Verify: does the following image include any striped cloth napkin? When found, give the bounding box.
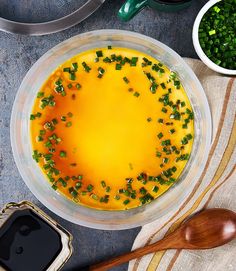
[128,58,236,271]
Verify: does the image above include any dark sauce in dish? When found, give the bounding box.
[0,209,62,271]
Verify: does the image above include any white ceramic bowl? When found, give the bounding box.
[193,0,236,75]
[11,30,212,230]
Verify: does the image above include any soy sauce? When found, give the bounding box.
[0,209,62,271]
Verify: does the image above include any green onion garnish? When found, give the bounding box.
[152,186,159,193]
[82,62,91,73]
[162,108,167,113]
[116,63,122,70]
[161,83,166,89]
[30,114,35,120]
[123,199,130,205]
[106,186,111,193]
[198,0,236,70]
[52,184,58,190]
[163,157,169,164]
[87,184,94,192]
[91,194,99,201]
[66,121,72,127]
[63,67,71,73]
[133,91,140,97]
[37,92,44,98]
[123,77,129,84]
[130,57,138,66]
[209,30,216,36]
[72,62,78,71]
[101,180,106,188]
[96,50,103,57]
[69,73,76,81]
[60,151,66,158]
[76,83,81,89]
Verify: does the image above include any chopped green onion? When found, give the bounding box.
[76,83,81,89]
[63,67,71,73]
[152,186,159,193]
[106,186,111,193]
[37,92,44,98]
[61,116,66,121]
[209,30,216,35]
[123,199,130,205]
[60,151,67,158]
[103,57,111,63]
[161,83,166,89]
[116,63,122,70]
[101,180,106,188]
[82,62,91,73]
[96,50,103,57]
[91,194,99,201]
[133,91,140,97]
[181,101,186,107]
[30,114,35,120]
[52,184,58,190]
[162,108,167,113]
[70,73,76,81]
[66,121,72,127]
[87,184,94,192]
[72,62,78,71]
[130,57,138,66]
[123,76,129,84]
[186,133,193,140]
[140,187,147,195]
[163,157,169,164]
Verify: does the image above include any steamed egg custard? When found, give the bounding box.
[30,47,194,210]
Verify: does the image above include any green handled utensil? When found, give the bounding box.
[118,0,193,21]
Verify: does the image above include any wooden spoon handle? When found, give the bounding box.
[89,233,180,271]
[89,243,157,271]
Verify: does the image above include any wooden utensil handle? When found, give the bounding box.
[89,243,158,271]
[89,233,180,271]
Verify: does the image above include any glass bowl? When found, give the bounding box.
[10,30,212,230]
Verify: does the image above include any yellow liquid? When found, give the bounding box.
[30,47,194,210]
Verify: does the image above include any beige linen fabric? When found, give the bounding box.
[128,58,236,271]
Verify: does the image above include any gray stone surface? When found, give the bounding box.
[0,0,207,270]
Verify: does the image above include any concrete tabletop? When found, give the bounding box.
[0,0,207,270]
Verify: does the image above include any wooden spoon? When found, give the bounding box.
[80,208,236,271]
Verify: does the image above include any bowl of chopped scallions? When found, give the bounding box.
[193,0,236,75]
